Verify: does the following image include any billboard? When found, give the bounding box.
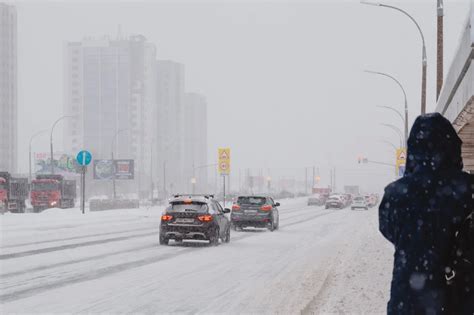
[34,152,81,175]
[93,159,134,180]
[115,160,134,180]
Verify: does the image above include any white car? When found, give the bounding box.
[351,196,368,210]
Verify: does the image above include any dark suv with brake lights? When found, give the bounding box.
[231,196,280,231]
[159,195,231,245]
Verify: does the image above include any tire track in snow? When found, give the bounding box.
[0,207,340,303]
[0,243,156,279]
[0,231,157,260]
[1,225,157,249]
[1,205,309,256]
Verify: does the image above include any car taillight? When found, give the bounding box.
[260,205,272,211]
[161,214,173,222]
[197,215,213,222]
[232,204,241,211]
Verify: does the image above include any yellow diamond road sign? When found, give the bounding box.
[218,148,230,175]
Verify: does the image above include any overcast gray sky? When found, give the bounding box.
[11,0,470,191]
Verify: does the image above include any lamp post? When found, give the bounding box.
[376,106,405,125]
[29,129,48,181]
[365,70,408,144]
[362,1,427,114]
[111,129,128,199]
[437,0,444,100]
[381,123,404,148]
[376,105,406,142]
[379,139,398,152]
[50,115,75,174]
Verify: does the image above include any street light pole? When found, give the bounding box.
[437,0,444,100]
[376,106,405,125]
[50,115,75,174]
[29,130,48,182]
[381,123,404,148]
[365,70,408,144]
[379,139,398,152]
[361,1,427,114]
[111,129,128,200]
[376,106,406,145]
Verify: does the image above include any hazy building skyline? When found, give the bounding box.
[156,59,185,194]
[63,34,157,195]
[0,3,17,173]
[184,92,208,193]
[10,1,472,194]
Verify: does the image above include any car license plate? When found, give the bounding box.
[245,210,257,214]
[176,218,195,223]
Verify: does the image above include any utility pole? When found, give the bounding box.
[312,166,315,190]
[305,167,308,195]
[150,144,153,204]
[437,0,444,99]
[329,168,333,191]
[333,167,336,192]
[163,161,167,199]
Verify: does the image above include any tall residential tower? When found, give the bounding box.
[0,3,17,173]
[63,35,156,195]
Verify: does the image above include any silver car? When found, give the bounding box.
[351,196,369,210]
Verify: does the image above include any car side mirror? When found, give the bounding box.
[275,202,280,207]
[223,208,231,214]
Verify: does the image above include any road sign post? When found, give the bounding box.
[76,150,92,214]
[396,148,407,178]
[218,148,231,206]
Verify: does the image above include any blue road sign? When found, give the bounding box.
[76,150,92,166]
[398,165,406,177]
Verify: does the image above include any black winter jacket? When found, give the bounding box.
[379,113,473,314]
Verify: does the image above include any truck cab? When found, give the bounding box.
[30,174,76,212]
[0,172,28,213]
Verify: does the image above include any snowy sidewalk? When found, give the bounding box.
[302,207,393,314]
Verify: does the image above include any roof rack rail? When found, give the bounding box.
[172,194,215,199]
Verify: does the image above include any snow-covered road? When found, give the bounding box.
[0,199,393,314]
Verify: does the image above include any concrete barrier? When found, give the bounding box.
[89,199,140,211]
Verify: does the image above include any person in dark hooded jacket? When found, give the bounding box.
[379,113,473,314]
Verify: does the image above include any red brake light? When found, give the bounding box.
[161,214,173,222]
[197,215,213,222]
[232,204,241,211]
[260,205,272,211]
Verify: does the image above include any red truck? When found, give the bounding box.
[30,174,76,212]
[0,172,29,213]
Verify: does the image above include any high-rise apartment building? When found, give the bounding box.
[184,93,208,193]
[63,35,156,195]
[0,3,17,173]
[155,60,185,194]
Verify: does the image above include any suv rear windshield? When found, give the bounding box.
[237,196,267,205]
[169,202,208,212]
